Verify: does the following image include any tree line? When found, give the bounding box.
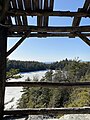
[7,58,81,72]
[7,60,47,72]
[17,59,90,117]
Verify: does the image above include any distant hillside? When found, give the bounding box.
[7,59,90,72]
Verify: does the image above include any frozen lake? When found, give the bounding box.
[4,70,90,120]
[5,70,47,109]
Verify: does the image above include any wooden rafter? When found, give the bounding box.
[8,33,90,38]
[7,10,90,17]
[0,0,89,48]
[7,31,31,57]
[76,32,90,46]
[8,25,90,33]
[37,0,43,27]
[72,0,90,27]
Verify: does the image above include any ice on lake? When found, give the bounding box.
[5,70,47,109]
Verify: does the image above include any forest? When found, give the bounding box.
[14,59,90,117]
[7,58,80,72]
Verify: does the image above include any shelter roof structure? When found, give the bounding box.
[0,0,90,46]
[0,0,90,119]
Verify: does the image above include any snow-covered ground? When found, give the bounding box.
[59,114,90,120]
[4,71,90,120]
[5,70,47,109]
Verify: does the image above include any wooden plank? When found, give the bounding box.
[11,0,17,25]
[7,31,31,57]
[18,0,27,25]
[76,32,90,46]
[6,1,12,25]
[8,25,90,33]
[32,0,39,10]
[12,0,22,25]
[37,0,43,27]
[39,0,42,9]
[7,10,90,17]
[72,9,81,27]
[37,0,43,29]
[6,81,90,87]
[23,0,31,10]
[8,33,90,38]
[4,107,90,115]
[6,16,12,25]
[43,0,49,26]
[72,0,90,27]
[50,0,54,10]
[0,26,7,119]
[83,0,90,11]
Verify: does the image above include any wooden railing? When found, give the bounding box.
[4,81,90,116]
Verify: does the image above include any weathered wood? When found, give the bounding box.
[11,0,18,25]
[7,10,90,17]
[6,81,90,87]
[76,32,90,46]
[72,0,90,27]
[0,26,7,119]
[8,25,90,33]
[43,0,49,27]
[72,9,82,27]
[83,0,90,11]
[23,0,31,10]
[18,0,27,25]
[4,107,90,115]
[7,31,31,57]
[6,16,12,25]
[0,0,10,22]
[8,33,90,38]
[50,0,54,10]
[37,0,43,27]
[12,0,22,25]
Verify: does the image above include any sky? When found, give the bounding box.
[7,0,90,62]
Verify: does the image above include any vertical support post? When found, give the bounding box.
[0,25,7,118]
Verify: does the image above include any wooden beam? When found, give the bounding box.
[18,0,27,25]
[72,0,90,27]
[7,10,90,17]
[6,81,90,88]
[7,31,31,57]
[23,0,31,10]
[4,107,90,115]
[0,26,7,119]
[8,33,90,38]
[37,0,43,27]
[8,25,90,33]
[43,0,49,27]
[0,0,10,22]
[12,0,22,25]
[72,9,82,27]
[83,0,90,11]
[50,0,54,10]
[76,32,90,46]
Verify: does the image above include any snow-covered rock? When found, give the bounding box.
[59,114,90,120]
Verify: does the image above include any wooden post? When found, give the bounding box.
[0,25,7,118]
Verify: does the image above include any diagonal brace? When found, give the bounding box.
[7,31,31,57]
[76,32,90,46]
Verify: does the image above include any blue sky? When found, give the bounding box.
[7,0,90,62]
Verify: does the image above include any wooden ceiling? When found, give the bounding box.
[0,0,90,45]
